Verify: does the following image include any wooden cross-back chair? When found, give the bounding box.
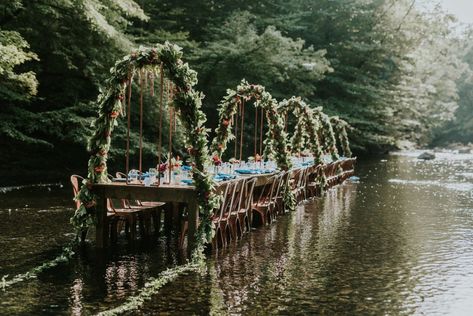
[115,171,166,234]
[179,180,235,250]
[306,165,323,198]
[70,175,119,242]
[252,174,280,226]
[227,177,249,241]
[237,177,257,234]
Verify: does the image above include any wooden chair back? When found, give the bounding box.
[230,178,247,214]
[217,180,237,221]
[240,177,257,211]
[70,175,85,209]
[274,171,288,200]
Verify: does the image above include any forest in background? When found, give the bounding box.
[1,0,472,182]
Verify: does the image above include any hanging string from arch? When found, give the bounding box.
[254,106,258,157]
[260,108,264,155]
[139,71,145,181]
[157,63,164,186]
[234,105,238,159]
[167,80,174,183]
[125,74,133,184]
[239,98,245,161]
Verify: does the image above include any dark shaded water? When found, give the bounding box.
[1,152,473,315]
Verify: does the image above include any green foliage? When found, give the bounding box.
[0,30,38,102]
[1,0,470,169]
[432,32,473,145]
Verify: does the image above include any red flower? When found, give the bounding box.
[110,111,120,118]
[94,164,105,173]
[222,119,230,127]
[158,163,167,173]
[212,155,222,166]
[98,149,107,156]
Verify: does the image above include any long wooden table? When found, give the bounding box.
[91,173,275,250]
[90,159,356,250]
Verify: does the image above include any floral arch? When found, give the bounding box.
[313,107,340,161]
[278,97,324,164]
[72,43,219,255]
[330,116,353,158]
[211,79,295,211]
[279,97,328,188]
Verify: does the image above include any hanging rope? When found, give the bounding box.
[234,102,238,159]
[157,64,164,185]
[260,108,264,155]
[125,75,133,184]
[239,99,245,161]
[139,71,144,181]
[168,81,174,183]
[254,106,258,157]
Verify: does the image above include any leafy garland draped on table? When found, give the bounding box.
[278,97,327,189]
[211,79,295,212]
[313,108,340,161]
[330,116,353,158]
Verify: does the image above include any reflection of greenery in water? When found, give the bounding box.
[1,152,473,314]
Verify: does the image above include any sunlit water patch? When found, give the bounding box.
[388,179,473,192]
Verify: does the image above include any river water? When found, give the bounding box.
[1,151,473,315]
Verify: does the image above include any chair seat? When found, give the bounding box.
[139,201,166,208]
[112,207,144,215]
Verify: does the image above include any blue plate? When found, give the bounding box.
[235,169,259,174]
[181,179,193,185]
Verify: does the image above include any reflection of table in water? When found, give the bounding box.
[91,172,277,250]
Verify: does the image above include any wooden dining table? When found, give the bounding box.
[91,172,277,250]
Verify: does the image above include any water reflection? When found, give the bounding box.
[1,152,473,314]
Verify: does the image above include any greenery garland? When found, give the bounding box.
[278,97,327,189]
[330,116,353,158]
[313,108,339,161]
[1,243,75,290]
[211,79,295,212]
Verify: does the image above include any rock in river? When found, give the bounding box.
[417,152,435,160]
